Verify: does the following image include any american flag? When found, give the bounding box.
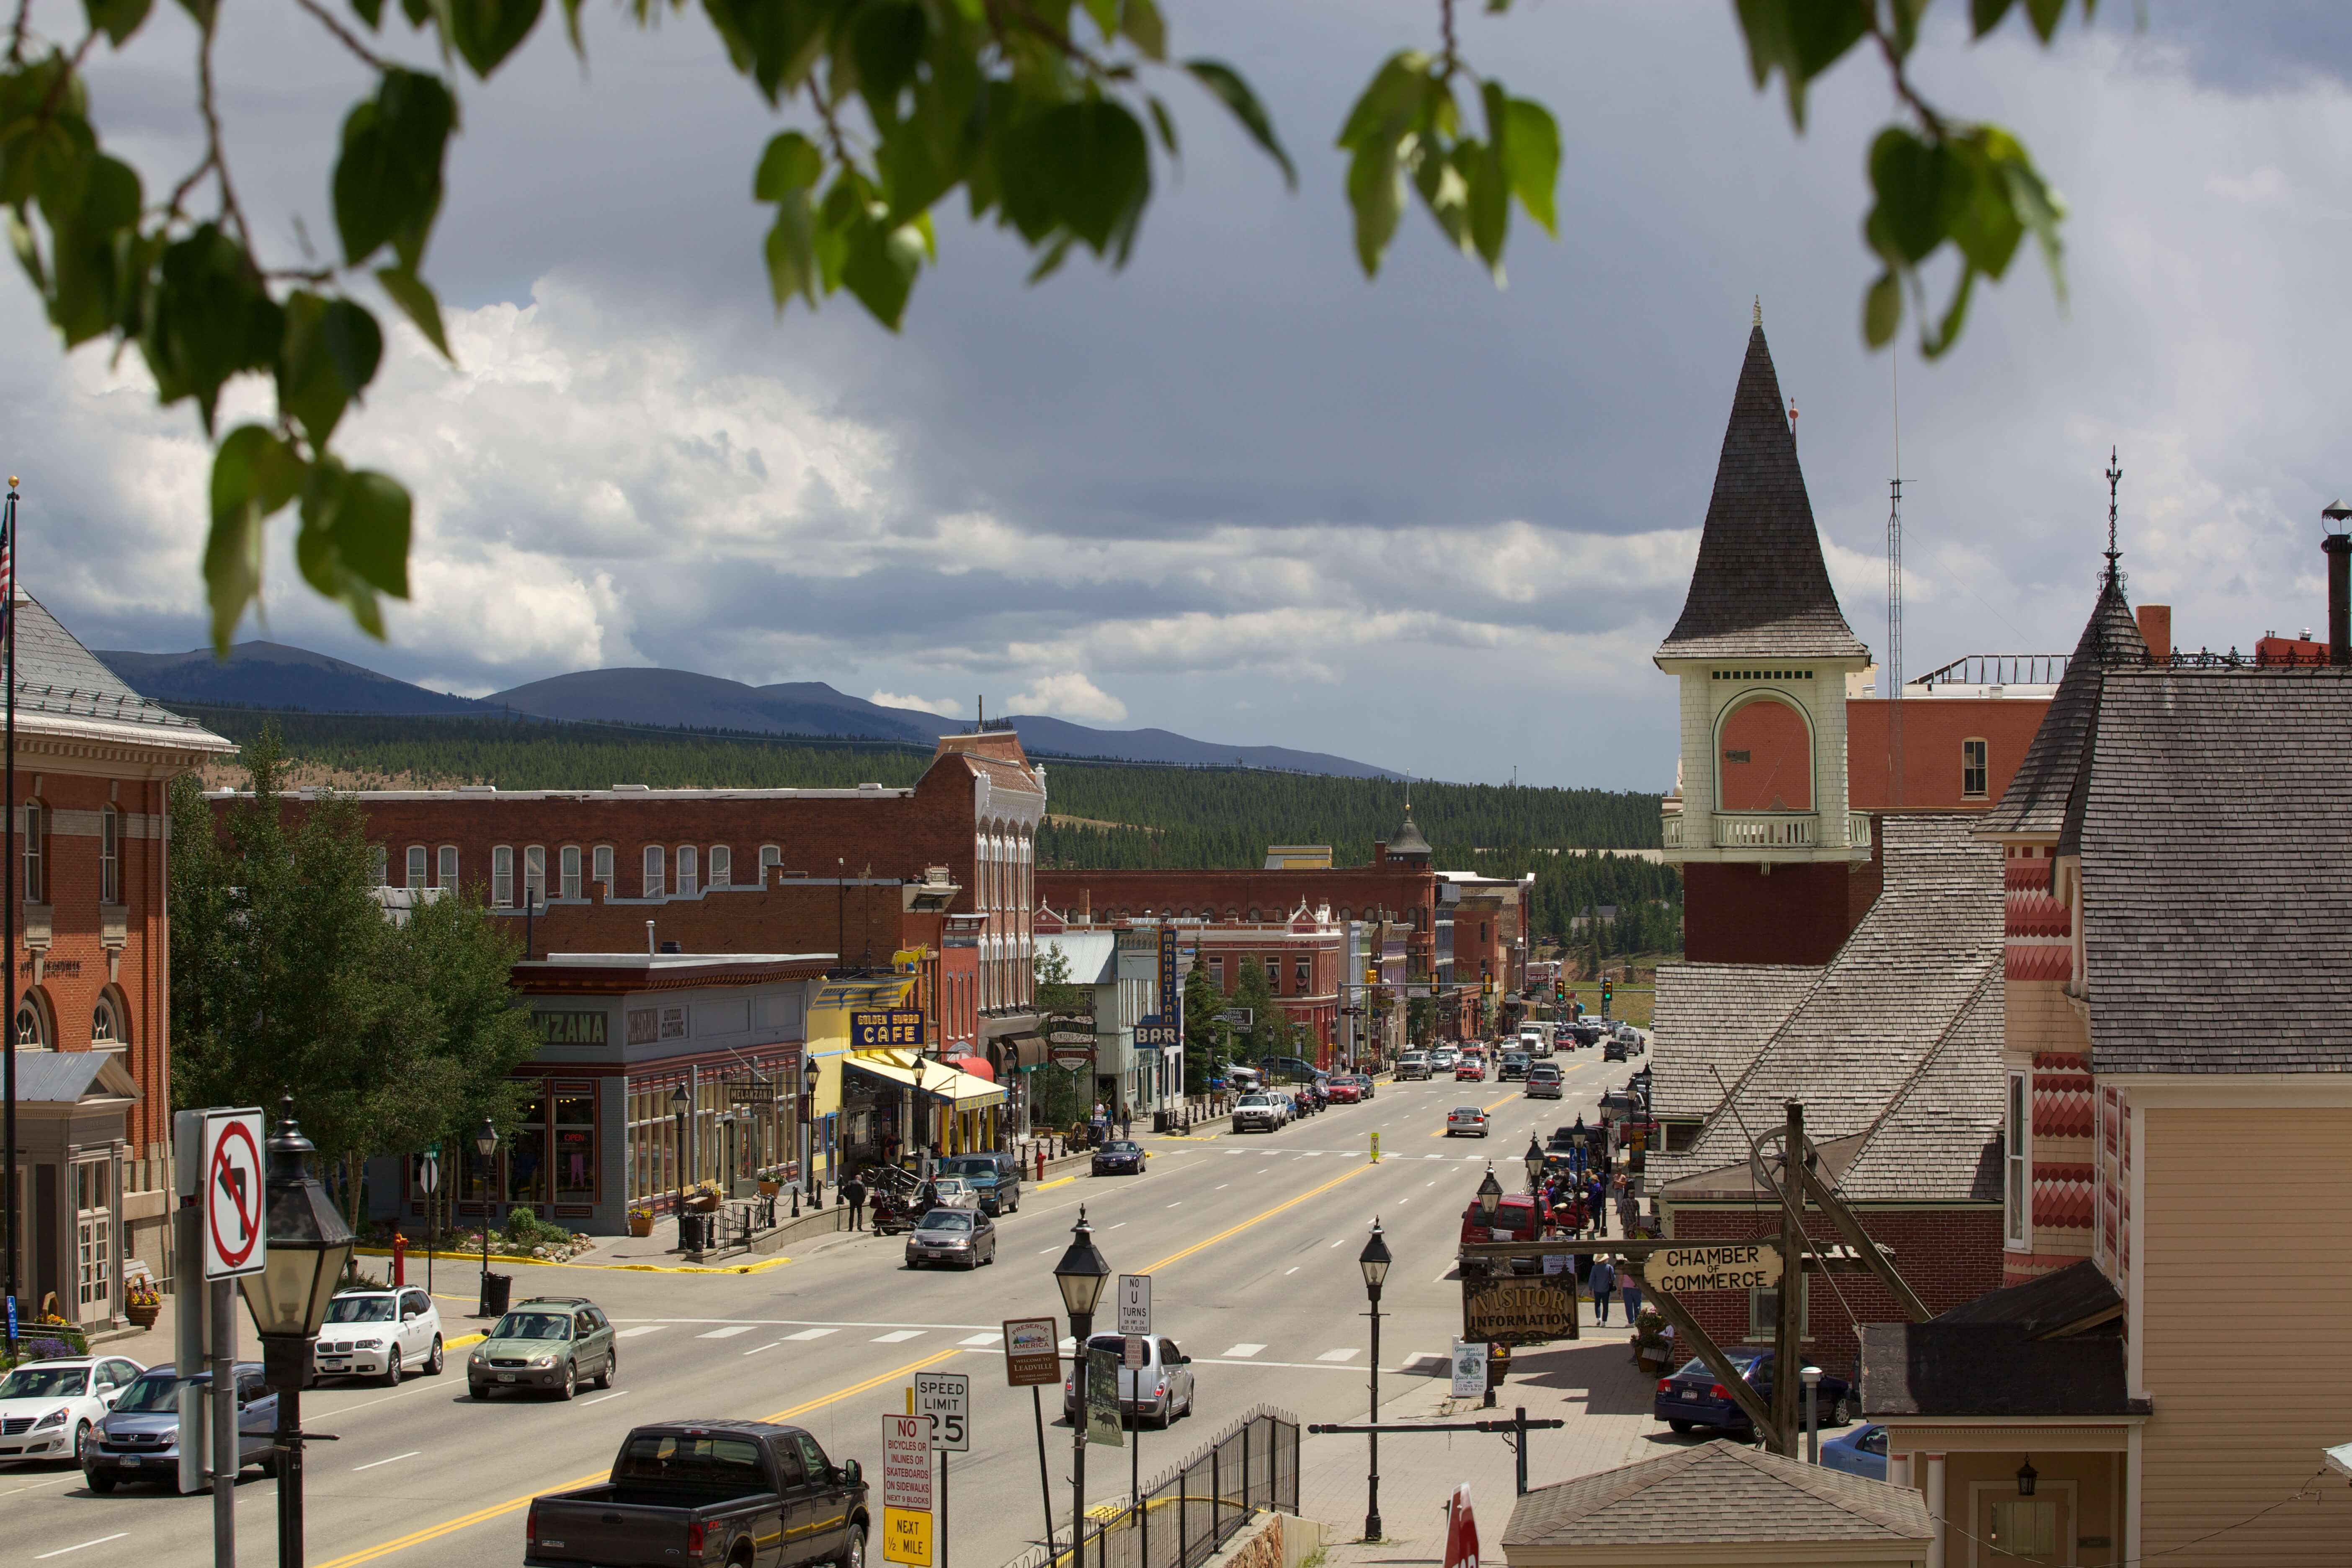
[0,477,14,642]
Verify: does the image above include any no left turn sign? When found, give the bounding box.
[203,1109,268,1280]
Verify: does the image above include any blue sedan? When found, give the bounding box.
[1821,1423,1889,1480]
[1653,1349,1853,1435]
[1091,1140,1148,1176]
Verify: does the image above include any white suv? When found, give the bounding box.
[315,1286,446,1385]
[1232,1093,1285,1133]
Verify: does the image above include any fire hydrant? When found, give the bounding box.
[392,1230,407,1287]
[1035,1145,1046,1182]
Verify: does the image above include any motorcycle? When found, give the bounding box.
[870,1194,916,1236]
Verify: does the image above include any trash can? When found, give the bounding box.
[1153,1109,1171,1133]
[678,1211,708,1252]
[478,1270,512,1319]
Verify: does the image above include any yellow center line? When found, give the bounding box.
[316,1347,964,1568]
[1140,1163,1372,1275]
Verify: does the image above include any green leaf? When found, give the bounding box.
[1498,96,1558,235]
[848,0,925,127]
[38,151,141,346]
[1344,134,1402,277]
[444,0,544,78]
[1942,141,2023,278]
[995,99,1150,259]
[206,425,303,653]
[1120,0,1165,62]
[837,212,926,328]
[333,67,457,270]
[1145,93,1179,158]
[763,192,819,310]
[296,458,413,639]
[2023,0,2066,41]
[1969,0,2017,35]
[1186,59,1292,188]
[82,0,152,45]
[700,0,834,105]
[374,264,454,360]
[1864,126,1951,265]
[754,129,824,199]
[277,292,384,446]
[1732,0,1871,130]
[1862,269,1901,348]
[1462,139,1507,277]
[1338,51,1433,149]
[1981,124,2066,291]
[139,223,284,432]
[351,0,385,27]
[1078,0,1116,40]
[1922,261,1977,360]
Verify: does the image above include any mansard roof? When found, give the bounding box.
[1980,572,2148,838]
[1656,325,1867,664]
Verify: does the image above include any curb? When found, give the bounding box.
[355,1243,795,1277]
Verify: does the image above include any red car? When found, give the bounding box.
[1326,1079,1363,1104]
[1455,1059,1485,1081]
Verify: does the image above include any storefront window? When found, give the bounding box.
[554,1094,596,1202]
[508,1096,547,1203]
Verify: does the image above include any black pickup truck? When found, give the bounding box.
[526,1421,869,1568]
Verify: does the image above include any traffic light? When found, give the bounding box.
[1601,977,1614,1013]
[1554,978,1566,1003]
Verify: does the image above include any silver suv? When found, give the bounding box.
[1397,1054,1431,1080]
[1232,1093,1284,1133]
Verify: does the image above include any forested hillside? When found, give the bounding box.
[184,707,1676,951]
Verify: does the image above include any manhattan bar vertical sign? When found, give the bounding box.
[1158,925,1179,1021]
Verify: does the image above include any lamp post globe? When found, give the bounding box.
[1522,1134,1544,1193]
[1357,1220,1392,1542]
[1476,1164,1502,1222]
[1054,1210,1112,1565]
[802,1055,823,1210]
[236,1097,354,1568]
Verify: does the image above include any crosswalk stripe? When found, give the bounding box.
[697,1325,753,1339]
[1222,1343,1265,1358]
[959,1333,1003,1346]
[872,1330,923,1344]
[783,1328,837,1341]
[616,1326,666,1338]
[1317,1349,1361,1362]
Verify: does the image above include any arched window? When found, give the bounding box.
[560,845,582,900]
[1715,694,1814,812]
[405,844,428,890]
[99,806,120,905]
[642,844,665,898]
[524,845,547,906]
[91,993,121,1047]
[21,799,44,903]
[438,845,459,889]
[592,844,613,892]
[14,991,48,1049]
[676,845,699,897]
[491,846,514,908]
[709,845,731,888]
[760,845,781,885]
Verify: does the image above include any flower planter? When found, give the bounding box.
[124,1302,161,1329]
[627,1214,654,1238]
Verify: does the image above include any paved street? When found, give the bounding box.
[2,1046,1652,1568]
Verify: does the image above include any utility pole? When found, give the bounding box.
[1771,1101,1805,1457]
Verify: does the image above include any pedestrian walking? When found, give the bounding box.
[1590,1256,1617,1325]
[1119,1103,1133,1140]
[842,1173,868,1231]
[1617,1258,1642,1323]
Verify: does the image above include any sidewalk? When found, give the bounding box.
[1300,1321,1685,1565]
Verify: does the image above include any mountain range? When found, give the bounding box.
[95,642,1396,777]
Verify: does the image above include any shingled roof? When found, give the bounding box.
[2078,668,2352,1074]
[1502,1439,1931,1554]
[17,591,232,756]
[1648,961,1822,1123]
[1648,814,2004,1203]
[1979,571,2147,837]
[1655,324,1867,663]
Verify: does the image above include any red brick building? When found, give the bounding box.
[1038,908,1349,1062]
[5,593,232,1326]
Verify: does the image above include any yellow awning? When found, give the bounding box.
[843,1053,1007,1111]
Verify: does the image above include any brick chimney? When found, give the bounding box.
[2135,604,2171,661]
[1373,841,1388,867]
[1081,887,1092,925]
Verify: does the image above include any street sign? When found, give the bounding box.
[1462,1275,1580,1346]
[1002,1318,1060,1387]
[884,1509,933,1568]
[416,1154,439,1195]
[1216,1008,1253,1030]
[1449,1340,1488,1399]
[884,1414,934,1508]
[916,1371,969,1452]
[201,1108,267,1280]
[1650,1243,1781,1295]
[1123,1335,1146,1370]
[1117,1273,1151,1336]
[1050,1045,1095,1068]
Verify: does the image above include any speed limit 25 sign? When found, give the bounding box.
[916,1371,968,1452]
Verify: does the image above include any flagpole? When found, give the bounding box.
[3,475,17,1359]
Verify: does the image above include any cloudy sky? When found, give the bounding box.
[14,2,2352,789]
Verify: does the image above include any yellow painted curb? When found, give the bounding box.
[1036,1175,1079,1191]
[446,1333,485,1349]
[354,1243,792,1276]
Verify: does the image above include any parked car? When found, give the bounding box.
[928,1176,984,1210]
[1820,1423,1889,1481]
[1457,1194,1545,1276]
[315,1285,446,1385]
[1232,1093,1286,1133]
[84,1362,277,1491]
[0,1355,143,1466]
[1498,1052,1530,1081]
[1092,1139,1149,1176]
[1354,1073,1377,1100]
[526,1421,868,1568]
[1396,1054,1432,1080]
[906,1207,998,1269]
[934,1152,1022,1215]
[1326,1078,1363,1105]
[1454,1058,1485,1082]
[1445,1105,1491,1137]
[1062,1334,1196,1429]
[1524,1063,1564,1099]
[1257,1055,1321,1083]
[468,1297,619,1401]
[1653,1351,1852,1435]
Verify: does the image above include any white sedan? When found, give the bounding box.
[929,1176,983,1210]
[0,1355,143,1465]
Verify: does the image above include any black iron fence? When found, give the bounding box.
[1003,1407,1300,1568]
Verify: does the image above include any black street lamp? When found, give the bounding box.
[473,1117,498,1313]
[1522,1134,1545,1194]
[1053,1209,1112,1563]
[1476,1164,1502,1222]
[237,1098,354,1568]
[801,1055,823,1212]
[1357,1220,1392,1542]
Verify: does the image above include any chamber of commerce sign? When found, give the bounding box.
[851,1010,927,1048]
[1649,1243,1782,1296]
[1461,1275,1579,1347]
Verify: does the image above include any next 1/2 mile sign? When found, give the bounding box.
[1649,1243,1781,1296]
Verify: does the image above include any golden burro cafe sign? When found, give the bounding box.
[1462,1274,1581,1346]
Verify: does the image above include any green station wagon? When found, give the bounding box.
[469,1297,618,1402]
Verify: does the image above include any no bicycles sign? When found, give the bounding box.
[202,1108,268,1280]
